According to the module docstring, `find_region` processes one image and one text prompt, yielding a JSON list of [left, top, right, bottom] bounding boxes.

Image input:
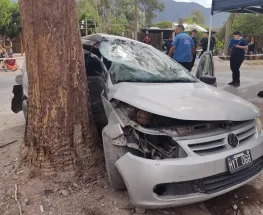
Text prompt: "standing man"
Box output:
[[199, 32, 214, 57], [228, 31, 248, 87], [190, 29, 198, 71], [168, 25, 194, 71], [211, 32, 216, 49]]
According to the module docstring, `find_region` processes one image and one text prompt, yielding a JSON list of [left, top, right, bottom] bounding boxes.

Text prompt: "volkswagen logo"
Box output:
[[228, 133, 239, 148]]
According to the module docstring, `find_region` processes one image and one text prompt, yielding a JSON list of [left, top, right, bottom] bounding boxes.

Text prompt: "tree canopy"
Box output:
[[232, 14, 263, 35], [152, 21, 172, 29], [77, 0, 164, 35], [139, 0, 165, 27], [0, 1, 21, 38], [182, 10, 206, 26], [0, 2, 21, 38], [0, 0, 12, 28]]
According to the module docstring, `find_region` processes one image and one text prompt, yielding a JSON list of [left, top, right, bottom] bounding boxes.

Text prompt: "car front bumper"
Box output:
[[115, 133, 263, 209]]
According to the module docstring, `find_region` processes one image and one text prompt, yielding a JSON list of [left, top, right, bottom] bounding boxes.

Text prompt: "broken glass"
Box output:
[[99, 38, 197, 84]]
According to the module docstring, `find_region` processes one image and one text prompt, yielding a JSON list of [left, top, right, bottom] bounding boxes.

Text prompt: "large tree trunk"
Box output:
[[224, 14, 236, 56], [19, 0, 97, 178]]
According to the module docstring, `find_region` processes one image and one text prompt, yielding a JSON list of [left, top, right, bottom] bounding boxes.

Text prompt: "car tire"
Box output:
[[102, 130, 130, 190]]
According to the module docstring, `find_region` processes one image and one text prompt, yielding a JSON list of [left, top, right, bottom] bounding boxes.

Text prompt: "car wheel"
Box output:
[[102, 130, 130, 190]]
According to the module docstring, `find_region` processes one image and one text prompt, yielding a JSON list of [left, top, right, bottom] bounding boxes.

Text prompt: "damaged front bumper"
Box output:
[[115, 135, 263, 209]]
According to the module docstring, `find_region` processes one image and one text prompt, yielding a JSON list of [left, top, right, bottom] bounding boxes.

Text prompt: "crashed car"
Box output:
[[12, 34, 263, 209]]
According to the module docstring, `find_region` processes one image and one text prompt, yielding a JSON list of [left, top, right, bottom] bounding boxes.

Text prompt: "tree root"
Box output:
[[14, 184, 23, 215]]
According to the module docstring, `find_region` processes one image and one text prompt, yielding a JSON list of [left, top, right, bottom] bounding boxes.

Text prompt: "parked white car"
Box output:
[[12, 34, 263, 209]]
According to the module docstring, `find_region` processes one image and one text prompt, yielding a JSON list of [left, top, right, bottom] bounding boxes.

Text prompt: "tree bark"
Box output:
[[224, 14, 236, 56], [19, 0, 97, 178]]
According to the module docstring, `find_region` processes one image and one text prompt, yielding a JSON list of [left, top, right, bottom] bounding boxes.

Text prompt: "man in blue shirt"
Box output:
[[168, 25, 194, 71], [228, 31, 248, 87]]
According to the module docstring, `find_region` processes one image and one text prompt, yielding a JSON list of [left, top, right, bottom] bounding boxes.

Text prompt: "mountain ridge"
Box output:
[[154, 0, 228, 28]]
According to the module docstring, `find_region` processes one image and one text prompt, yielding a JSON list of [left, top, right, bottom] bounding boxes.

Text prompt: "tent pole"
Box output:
[[207, 14, 213, 51]]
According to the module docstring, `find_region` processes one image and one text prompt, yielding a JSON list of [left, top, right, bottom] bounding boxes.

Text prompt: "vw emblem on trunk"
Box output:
[[228, 133, 239, 148]]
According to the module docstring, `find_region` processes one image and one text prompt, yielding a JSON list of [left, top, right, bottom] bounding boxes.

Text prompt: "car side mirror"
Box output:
[[200, 75, 216, 85]]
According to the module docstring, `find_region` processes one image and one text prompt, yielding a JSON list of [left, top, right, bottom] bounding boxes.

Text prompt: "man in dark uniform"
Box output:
[[211, 32, 216, 49], [190, 29, 198, 71], [199, 32, 214, 57], [228, 31, 248, 87]]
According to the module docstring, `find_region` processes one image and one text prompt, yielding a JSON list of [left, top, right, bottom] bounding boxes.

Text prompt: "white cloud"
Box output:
[[174, 0, 212, 8]]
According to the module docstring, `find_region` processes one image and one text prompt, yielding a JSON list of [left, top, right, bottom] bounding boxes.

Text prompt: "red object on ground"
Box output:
[[4, 59, 16, 70]]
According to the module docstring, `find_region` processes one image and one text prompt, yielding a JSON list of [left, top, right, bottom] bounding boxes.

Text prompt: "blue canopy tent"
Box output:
[[207, 0, 263, 50], [208, 0, 263, 96], [212, 0, 263, 14]]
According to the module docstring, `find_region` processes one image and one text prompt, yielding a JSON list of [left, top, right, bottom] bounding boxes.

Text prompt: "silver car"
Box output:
[[12, 34, 263, 209]]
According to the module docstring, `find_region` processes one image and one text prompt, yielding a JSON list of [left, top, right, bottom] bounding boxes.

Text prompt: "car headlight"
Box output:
[[256, 118, 263, 134]]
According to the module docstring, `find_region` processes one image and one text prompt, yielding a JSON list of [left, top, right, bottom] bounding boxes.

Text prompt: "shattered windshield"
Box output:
[[99, 38, 197, 84]]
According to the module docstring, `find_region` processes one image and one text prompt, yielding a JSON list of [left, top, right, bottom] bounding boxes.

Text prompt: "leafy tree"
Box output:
[[191, 10, 205, 25], [180, 10, 206, 27], [217, 21, 226, 41], [0, 0, 12, 28], [114, 0, 145, 29], [108, 13, 128, 35], [76, 0, 165, 35], [178, 18, 184, 25], [0, 2, 21, 38], [152, 21, 172, 29], [139, 0, 165, 27], [224, 14, 235, 55], [77, 0, 100, 30], [232, 14, 263, 35]]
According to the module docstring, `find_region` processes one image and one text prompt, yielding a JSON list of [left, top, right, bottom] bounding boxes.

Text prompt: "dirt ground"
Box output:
[[1, 56, 263, 215]]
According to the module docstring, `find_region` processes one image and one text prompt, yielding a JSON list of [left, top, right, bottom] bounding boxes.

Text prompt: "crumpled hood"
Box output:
[[109, 82, 260, 121]]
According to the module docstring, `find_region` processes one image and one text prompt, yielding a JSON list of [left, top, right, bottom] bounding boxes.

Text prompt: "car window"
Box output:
[[99, 38, 197, 84], [196, 53, 213, 79]]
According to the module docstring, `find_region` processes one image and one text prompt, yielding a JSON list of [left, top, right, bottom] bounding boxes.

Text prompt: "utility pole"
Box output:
[[134, 0, 138, 40]]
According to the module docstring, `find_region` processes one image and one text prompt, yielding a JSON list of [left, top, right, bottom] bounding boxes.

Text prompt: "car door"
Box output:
[[194, 51, 217, 87]]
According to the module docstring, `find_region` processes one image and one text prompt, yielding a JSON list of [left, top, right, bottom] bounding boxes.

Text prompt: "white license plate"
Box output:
[[226, 150, 253, 173]]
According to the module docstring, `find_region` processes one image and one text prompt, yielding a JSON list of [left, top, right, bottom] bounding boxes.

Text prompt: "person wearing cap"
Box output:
[[228, 31, 248, 87], [199, 32, 214, 57], [168, 24, 194, 71], [190, 29, 198, 71]]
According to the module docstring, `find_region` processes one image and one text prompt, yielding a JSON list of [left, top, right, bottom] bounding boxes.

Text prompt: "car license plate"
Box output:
[[226, 150, 253, 173]]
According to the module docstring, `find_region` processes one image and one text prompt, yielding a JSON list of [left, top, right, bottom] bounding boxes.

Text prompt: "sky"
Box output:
[[174, 0, 212, 8]]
